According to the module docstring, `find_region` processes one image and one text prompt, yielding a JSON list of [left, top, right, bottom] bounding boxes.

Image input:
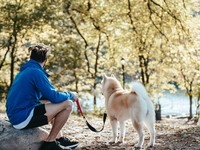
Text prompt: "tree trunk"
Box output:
[[10, 36, 17, 86], [93, 95, 97, 111], [196, 93, 200, 122], [189, 95, 193, 119], [139, 54, 149, 85], [93, 76, 98, 110], [10, 48, 15, 86], [73, 71, 79, 93], [10, 15, 18, 86], [139, 55, 145, 84], [93, 33, 101, 110]]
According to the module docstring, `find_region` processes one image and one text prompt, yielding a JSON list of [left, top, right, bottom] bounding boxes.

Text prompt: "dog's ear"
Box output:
[[103, 74, 108, 79], [111, 74, 116, 78], [102, 74, 107, 84]]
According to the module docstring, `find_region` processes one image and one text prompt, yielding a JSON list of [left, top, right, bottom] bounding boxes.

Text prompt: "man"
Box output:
[[6, 44, 79, 150]]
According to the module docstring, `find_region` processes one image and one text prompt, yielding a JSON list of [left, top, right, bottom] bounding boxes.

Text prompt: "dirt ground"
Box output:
[[1, 113, 200, 150]]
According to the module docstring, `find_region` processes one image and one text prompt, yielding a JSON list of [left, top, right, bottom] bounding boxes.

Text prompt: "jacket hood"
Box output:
[[20, 59, 50, 77]]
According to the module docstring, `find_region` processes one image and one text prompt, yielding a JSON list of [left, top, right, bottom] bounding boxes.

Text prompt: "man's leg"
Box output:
[[44, 100, 73, 142], [40, 100, 62, 139], [49, 119, 63, 139]]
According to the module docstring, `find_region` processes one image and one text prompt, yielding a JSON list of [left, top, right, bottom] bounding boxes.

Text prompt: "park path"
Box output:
[[1, 113, 200, 150], [58, 115, 200, 150]]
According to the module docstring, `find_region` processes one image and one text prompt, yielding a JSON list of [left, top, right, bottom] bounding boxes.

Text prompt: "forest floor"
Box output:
[[1, 113, 200, 150]]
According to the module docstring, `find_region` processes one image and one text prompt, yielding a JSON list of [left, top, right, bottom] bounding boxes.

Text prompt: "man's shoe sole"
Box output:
[[59, 143, 79, 149]]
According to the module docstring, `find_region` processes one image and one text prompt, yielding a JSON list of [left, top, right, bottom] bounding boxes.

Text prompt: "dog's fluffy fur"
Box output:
[[101, 75, 156, 148]]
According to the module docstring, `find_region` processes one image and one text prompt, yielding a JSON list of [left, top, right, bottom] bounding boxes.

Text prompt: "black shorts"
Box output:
[[23, 104, 48, 129]]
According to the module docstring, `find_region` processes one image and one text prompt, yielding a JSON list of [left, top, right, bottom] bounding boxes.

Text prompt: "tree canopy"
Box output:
[[0, 0, 200, 116]]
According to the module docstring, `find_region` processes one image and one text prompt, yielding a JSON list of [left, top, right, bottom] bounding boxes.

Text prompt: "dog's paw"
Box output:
[[147, 143, 155, 148], [118, 141, 126, 145], [118, 138, 125, 144], [146, 144, 155, 149], [134, 147, 142, 150], [108, 141, 115, 145], [134, 144, 142, 149], [109, 138, 118, 145], [109, 141, 123, 146]]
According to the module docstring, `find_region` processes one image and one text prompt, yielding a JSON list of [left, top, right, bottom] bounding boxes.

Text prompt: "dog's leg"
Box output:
[[145, 121, 156, 147], [132, 120, 144, 148], [145, 115, 156, 147], [109, 118, 118, 144], [119, 121, 126, 144]]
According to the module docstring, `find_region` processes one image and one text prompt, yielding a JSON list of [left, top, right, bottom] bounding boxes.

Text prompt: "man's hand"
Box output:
[[70, 92, 78, 102], [74, 95, 78, 102]]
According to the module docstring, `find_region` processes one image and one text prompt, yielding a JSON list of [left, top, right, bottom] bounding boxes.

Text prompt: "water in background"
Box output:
[[158, 90, 197, 117], [75, 90, 197, 117]]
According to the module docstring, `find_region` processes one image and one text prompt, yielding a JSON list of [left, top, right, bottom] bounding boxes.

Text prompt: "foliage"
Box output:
[[0, 0, 199, 117]]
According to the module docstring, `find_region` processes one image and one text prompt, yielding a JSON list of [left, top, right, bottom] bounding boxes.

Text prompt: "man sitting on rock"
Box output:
[[6, 44, 79, 150]]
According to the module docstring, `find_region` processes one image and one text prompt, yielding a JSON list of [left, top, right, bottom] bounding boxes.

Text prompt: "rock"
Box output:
[[0, 120, 49, 150]]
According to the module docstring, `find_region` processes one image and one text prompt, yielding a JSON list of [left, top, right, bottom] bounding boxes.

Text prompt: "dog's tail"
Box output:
[[132, 81, 155, 119], [132, 81, 156, 144], [131, 81, 150, 101]]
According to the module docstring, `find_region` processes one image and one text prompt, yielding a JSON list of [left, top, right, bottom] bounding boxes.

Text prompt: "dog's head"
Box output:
[[101, 74, 122, 97]]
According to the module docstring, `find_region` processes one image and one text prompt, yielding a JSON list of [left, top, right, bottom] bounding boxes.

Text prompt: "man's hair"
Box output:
[[29, 44, 50, 63]]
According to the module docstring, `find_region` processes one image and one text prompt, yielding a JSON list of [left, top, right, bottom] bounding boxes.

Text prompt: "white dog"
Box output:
[[101, 75, 156, 148]]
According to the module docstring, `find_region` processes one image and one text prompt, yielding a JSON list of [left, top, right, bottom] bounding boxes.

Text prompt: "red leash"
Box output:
[[75, 98, 107, 133], [75, 98, 84, 116]]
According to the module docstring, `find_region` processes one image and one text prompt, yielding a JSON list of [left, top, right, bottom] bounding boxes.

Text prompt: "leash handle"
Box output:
[[85, 112, 107, 132]]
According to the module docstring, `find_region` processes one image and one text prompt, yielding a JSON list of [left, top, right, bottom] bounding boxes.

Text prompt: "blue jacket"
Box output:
[[6, 59, 74, 125]]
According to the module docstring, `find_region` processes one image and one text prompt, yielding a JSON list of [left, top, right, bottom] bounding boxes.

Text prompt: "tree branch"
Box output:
[[65, 2, 92, 75], [94, 33, 101, 79], [151, 0, 185, 31], [127, 0, 137, 32], [0, 48, 10, 70], [147, 0, 169, 41], [0, 37, 12, 70]]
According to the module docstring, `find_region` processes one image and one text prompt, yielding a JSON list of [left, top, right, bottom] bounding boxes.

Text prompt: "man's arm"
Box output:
[[34, 70, 75, 103]]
